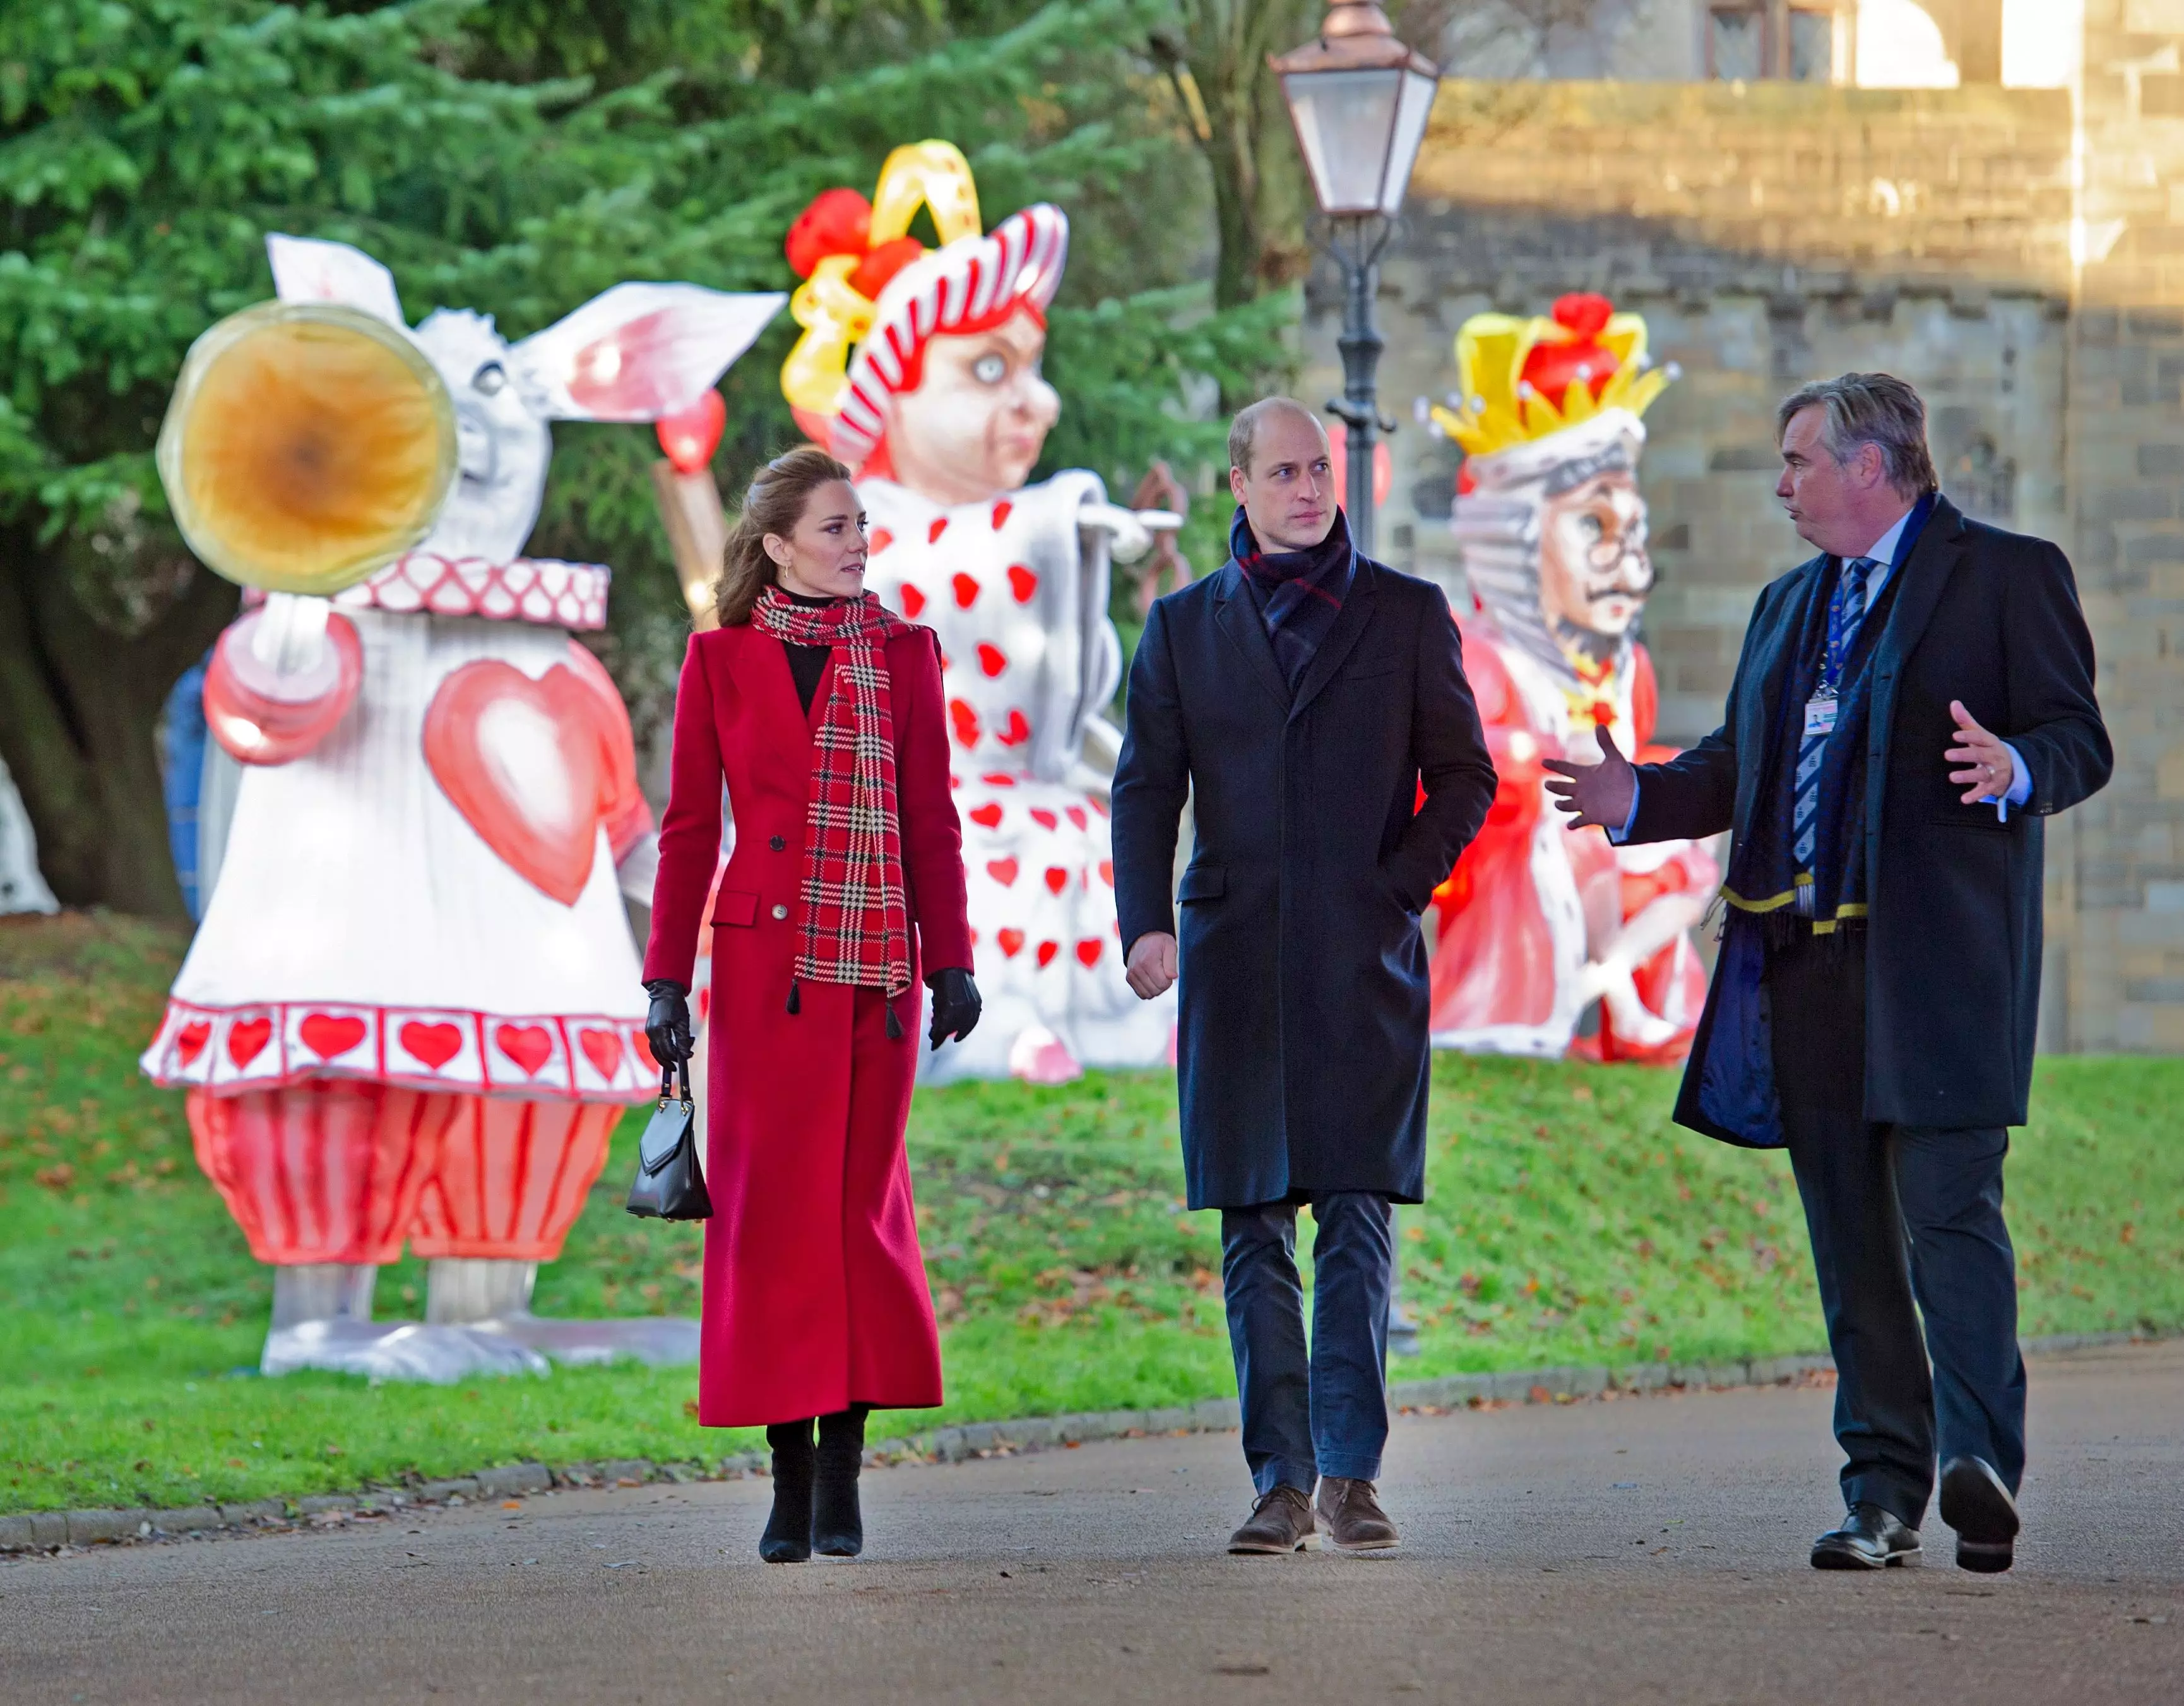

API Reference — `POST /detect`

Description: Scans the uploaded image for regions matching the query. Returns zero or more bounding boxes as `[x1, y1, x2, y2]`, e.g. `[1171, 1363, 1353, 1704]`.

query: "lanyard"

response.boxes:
[1819, 562, 1860, 695]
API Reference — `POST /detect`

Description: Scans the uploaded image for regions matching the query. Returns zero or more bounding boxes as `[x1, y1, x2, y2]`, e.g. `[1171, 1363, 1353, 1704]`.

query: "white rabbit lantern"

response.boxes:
[139, 236, 783, 1378]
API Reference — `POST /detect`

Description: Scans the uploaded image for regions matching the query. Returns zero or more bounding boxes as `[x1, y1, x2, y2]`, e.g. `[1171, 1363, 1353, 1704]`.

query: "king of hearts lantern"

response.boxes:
[1425, 295, 1719, 1063]
[138, 235, 782, 1376]
[778, 141, 1178, 1083]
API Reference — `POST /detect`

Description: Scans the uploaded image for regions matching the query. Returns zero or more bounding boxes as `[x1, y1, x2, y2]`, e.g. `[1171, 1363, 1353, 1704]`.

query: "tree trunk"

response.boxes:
[0, 541, 237, 917]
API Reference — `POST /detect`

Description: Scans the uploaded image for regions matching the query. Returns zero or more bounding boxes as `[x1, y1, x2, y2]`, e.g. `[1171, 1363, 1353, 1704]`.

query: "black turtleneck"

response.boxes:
[781, 590, 836, 714]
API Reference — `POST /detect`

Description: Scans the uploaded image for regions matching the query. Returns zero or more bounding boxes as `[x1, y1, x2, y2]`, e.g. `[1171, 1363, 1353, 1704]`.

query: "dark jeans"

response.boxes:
[1769, 933, 2026, 1527]
[1220, 1192, 1392, 1496]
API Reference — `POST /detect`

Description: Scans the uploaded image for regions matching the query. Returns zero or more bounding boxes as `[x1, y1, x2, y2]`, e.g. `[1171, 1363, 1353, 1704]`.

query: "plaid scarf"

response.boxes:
[751, 586, 918, 1016]
[1230, 506, 1356, 693]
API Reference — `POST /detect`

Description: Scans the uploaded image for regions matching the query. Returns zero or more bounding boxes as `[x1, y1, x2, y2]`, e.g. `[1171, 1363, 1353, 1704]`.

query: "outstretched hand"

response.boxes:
[1543, 726, 1639, 832]
[1945, 700, 2014, 806]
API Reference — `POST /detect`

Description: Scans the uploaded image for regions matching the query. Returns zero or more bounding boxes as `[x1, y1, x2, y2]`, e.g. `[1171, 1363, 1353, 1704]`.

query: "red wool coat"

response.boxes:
[643, 620, 973, 1427]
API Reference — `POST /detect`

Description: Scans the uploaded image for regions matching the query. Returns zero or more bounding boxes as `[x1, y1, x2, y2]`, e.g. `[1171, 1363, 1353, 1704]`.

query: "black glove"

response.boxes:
[925, 967, 981, 1051]
[644, 978, 693, 1070]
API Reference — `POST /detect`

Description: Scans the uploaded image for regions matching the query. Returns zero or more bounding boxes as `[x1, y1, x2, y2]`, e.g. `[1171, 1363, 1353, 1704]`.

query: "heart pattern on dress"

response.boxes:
[424, 660, 610, 907]
[176, 1022, 211, 1066]
[228, 1017, 273, 1069]
[400, 1021, 465, 1070]
[496, 1023, 555, 1077]
[577, 1027, 624, 1081]
[987, 857, 1020, 888]
[300, 1013, 367, 1061]
[997, 928, 1026, 958]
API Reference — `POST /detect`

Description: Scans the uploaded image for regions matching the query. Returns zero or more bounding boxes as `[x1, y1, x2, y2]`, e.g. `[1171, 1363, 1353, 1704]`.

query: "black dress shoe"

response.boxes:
[1811, 1502, 1921, 1570]
[1938, 1455, 2019, 1574]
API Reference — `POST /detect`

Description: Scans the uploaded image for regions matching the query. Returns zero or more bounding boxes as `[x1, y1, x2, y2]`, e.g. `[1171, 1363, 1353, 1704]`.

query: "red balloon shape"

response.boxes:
[655, 390, 726, 474]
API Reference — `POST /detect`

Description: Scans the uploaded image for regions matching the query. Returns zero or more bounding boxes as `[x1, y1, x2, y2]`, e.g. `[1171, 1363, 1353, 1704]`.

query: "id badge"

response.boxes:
[1803, 692, 1838, 738]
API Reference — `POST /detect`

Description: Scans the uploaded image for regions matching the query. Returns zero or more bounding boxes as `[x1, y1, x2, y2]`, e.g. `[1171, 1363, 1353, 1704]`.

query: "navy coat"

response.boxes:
[1112, 551, 1497, 1209]
[1628, 498, 2112, 1145]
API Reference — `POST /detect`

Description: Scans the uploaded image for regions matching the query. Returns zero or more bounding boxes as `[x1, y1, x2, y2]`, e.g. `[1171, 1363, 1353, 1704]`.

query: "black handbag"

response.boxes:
[625, 1060, 712, 1221]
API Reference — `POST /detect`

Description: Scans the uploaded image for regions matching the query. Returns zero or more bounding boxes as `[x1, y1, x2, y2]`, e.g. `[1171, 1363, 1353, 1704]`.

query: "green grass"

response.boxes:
[3, 910, 2178, 1514]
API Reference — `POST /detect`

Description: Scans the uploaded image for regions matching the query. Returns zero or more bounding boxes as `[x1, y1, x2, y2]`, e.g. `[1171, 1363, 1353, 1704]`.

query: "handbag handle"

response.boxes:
[658, 1057, 692, 1104]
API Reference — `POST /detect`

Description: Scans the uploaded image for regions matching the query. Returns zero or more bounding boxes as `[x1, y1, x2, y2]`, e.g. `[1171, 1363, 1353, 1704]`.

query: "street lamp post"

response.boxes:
[1270, 1, 1440, 559]
[1272, 3, 1440, 1356]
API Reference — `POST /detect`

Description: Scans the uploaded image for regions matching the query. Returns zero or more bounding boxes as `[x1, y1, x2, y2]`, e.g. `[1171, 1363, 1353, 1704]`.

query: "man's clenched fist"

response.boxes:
[1125, 931, 1178, 1000]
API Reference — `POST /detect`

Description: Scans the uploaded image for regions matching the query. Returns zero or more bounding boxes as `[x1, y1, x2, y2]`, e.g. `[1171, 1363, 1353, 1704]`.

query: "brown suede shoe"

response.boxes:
[1226, 1484, 1315, 1554]
[1315, 1476, 1399, 1551]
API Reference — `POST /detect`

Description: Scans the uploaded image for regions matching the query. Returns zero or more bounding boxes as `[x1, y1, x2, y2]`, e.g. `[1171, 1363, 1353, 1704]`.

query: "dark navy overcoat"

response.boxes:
[1112, 551, 1497, 1209]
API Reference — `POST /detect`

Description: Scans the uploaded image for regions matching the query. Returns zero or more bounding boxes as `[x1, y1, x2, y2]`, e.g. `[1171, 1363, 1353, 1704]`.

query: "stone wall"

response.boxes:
[1302, 36, 2184, 1051]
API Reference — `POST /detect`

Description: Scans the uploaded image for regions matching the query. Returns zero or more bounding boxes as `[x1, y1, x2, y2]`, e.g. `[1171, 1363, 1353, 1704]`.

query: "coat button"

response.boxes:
[769, 835, 785, 850]
[771, 904, 788, 921]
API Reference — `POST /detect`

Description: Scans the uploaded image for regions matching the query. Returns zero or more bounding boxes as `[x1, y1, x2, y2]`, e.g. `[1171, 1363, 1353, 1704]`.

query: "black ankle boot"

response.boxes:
[760, 1419, 815, 1563]
[814, 1404, 869, 1557]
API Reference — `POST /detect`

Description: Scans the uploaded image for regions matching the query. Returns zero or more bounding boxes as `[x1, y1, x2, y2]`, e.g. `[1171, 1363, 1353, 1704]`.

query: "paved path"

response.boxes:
[6, 1342, 2181, 1705]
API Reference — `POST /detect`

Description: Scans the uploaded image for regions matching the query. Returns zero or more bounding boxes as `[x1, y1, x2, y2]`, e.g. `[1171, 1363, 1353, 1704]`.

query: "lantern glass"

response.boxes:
[1281, 64, 1439, 217]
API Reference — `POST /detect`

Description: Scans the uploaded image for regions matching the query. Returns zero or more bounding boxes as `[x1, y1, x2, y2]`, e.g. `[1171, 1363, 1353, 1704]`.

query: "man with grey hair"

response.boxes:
[1547, 373, 2110, 1575]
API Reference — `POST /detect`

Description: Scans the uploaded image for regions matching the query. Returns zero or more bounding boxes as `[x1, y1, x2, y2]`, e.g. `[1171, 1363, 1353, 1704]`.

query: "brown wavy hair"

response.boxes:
[713, 445, 858, 626]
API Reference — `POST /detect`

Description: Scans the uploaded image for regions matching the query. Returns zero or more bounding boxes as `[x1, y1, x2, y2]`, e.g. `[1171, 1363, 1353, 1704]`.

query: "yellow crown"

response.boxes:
[1428, 294, 1671, 460]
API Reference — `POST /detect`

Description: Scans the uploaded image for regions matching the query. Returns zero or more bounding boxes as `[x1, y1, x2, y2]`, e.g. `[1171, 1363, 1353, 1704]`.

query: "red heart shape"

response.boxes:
[400, 1021, 464, 1071]
[578, 1027, 624, 1081]
[928, 517, 949, 544]
[997, 710, 1031, 748]
[1036, 941, 1060, 969]
[1007, 564, 1037, 603]
[987, 857, 1019, 887]
[1029, 808, 1058, 831]
[871, 528, 895, 554]
[300, 1013, 367, 1061]
[991, 500, 1012, 530]
[496, 1023, 555, 1077]
[969, 802, 1004, 829]
[1076, 938, 1104, 968]
[175, 1021, 211, 1066]
[951, 572, 980, 610]
[1065, 806, 1088, 831]
[901, 583, 925, 617]
[1043, 866, 1069, 895]
[424, 661, 608, 907]
[980, 772, 1016, 787]
[1098, 859, 1115, 886]
[977, 643, 1007, 677]
[997, 928, 1026, 958]
[949, 700, 981, 748]
[227, 1017, 272, 1068]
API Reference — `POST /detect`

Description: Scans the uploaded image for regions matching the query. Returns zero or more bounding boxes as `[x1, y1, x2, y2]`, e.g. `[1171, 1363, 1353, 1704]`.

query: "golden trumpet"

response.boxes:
[157, 301, 457, 596]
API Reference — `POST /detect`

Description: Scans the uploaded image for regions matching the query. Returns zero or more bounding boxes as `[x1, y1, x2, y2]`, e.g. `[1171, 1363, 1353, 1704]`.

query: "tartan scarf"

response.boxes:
[1229, 506, 1356, 693]
[750, 586, 918, 1014]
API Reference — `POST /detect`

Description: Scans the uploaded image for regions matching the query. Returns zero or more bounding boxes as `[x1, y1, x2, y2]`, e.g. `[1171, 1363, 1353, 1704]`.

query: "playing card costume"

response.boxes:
[1425, 295, 1718, 1063]
[139, 235, 781, 1371]
[778, 141, 1175, 1083]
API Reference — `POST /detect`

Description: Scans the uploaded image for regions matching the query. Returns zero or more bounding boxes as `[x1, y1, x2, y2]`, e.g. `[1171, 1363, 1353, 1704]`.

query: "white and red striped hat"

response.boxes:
[828, 203, 1069, 466]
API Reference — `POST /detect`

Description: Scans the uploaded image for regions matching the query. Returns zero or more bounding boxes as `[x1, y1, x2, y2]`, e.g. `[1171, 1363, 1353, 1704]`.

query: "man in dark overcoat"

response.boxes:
[1112, 397, 1496, 1554]
[1550, 373, 2111, 1575]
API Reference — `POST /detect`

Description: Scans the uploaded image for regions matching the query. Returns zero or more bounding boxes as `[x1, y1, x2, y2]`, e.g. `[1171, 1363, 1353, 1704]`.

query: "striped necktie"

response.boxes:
[1791, 558, 1875, 878]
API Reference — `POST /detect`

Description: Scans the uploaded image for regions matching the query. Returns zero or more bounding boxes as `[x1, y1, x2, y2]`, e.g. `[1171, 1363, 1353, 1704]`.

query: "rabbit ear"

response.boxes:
[511, 283, 786, 422]
[264, 234, 407, 327]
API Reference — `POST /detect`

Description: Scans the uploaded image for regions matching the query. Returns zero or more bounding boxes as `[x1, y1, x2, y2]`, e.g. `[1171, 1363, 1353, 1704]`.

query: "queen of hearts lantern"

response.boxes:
[1425, 295, 1718, 1063]
[779, 142, 1176, 1083]
[138, 235, 782, 1376]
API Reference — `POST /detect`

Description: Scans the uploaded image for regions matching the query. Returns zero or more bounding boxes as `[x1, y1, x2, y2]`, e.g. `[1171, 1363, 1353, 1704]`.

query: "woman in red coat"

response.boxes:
[641, 446, 980, 1563]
